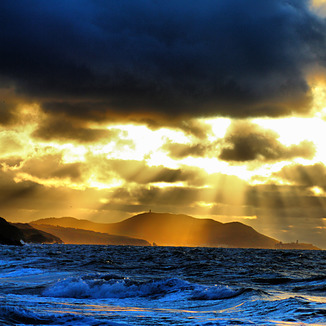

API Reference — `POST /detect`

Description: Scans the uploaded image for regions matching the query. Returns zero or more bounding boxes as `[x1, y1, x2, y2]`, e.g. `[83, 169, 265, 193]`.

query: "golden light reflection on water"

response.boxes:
[45, 300, 247, 319]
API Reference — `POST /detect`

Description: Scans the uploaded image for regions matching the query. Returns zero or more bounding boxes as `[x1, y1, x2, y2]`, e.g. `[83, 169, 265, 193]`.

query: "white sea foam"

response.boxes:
[190, 284, 242, 300]
[43, 275, 240, 301]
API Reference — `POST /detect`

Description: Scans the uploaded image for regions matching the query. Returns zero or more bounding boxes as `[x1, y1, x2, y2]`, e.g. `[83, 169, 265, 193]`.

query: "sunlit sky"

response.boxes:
[2, 0, 326, 248]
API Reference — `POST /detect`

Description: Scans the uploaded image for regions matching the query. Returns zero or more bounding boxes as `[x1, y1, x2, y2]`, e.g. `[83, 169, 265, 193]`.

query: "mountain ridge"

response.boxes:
[32, 212, 280, 249]
[33, 224, 150, 246]
[13, 223, 62, 244]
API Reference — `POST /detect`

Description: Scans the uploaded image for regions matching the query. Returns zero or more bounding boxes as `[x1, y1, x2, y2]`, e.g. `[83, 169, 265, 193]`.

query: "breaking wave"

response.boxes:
[43, 274, 244, 300]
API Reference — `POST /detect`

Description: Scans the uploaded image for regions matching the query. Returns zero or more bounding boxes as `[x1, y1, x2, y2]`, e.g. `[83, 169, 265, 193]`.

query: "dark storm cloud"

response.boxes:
[109, 160, 247, 187]
[0, 163, 108, 216]
[219, 122, 315, 162]
[275, 163, 326, 189]
[87, 158, 201, 185]
[32, 113, 116, 142]
[41, 102, 109, 122]
[1, 0, 325, 119]
[43, 102, 212, 139]
[0, 169, 87, 212]
[0, 102, 18, 126]
[107, 160, 195, 185]
[0, 171, 40, 206]
[19, 154, 82, 182]
[0, 157, 23, 168]
[0, 168, 56, 210]
[162, 140, 217, 159]
[163, 121, 315, 161]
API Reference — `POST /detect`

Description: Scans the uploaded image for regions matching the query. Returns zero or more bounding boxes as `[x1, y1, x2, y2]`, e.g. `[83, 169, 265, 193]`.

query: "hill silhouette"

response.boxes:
[0, 217, 24, 245]
[32, 212, 279, 248]
[13, 223, 62, 244]
[0, 217, 62, 245]
[32, 224, 150, 246]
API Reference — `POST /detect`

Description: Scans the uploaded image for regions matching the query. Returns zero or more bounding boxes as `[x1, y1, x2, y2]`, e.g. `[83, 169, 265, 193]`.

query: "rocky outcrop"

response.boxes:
[0, 217, 24, 245]
[0, 217, 63, 245]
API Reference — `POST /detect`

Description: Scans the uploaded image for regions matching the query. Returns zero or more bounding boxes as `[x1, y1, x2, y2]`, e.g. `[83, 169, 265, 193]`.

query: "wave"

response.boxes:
[256, 274, 326, 293]
[0, 268, 44, 278]
[43, 274, 246, 301]
[0, 306, 47, 326]
[293, 275, 326, 293]
[0, 305, 127, 326]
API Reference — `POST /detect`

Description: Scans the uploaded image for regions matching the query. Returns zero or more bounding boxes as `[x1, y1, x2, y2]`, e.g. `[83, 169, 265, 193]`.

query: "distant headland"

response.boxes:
[0, 212, 321, 250]
[275, 241, 320, 250]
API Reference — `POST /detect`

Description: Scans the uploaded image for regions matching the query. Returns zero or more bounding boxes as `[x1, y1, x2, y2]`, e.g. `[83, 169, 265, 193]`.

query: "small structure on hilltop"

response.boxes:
[275, 241, 320, 250]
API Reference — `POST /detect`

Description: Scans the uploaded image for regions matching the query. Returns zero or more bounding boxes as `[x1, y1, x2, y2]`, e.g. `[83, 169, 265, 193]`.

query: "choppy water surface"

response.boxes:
[0, 245, 325, 325]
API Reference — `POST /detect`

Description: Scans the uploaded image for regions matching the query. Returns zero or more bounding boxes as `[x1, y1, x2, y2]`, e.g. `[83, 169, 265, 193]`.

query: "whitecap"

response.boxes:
[43, 275, 243, 302]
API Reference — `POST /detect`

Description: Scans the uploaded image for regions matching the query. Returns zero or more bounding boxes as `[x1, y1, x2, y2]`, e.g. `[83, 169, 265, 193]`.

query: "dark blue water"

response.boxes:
[0, 245, 325, 325]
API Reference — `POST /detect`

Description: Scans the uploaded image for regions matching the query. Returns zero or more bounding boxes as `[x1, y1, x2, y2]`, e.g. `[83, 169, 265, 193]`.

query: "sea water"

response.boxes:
[0, 245, 325, 325]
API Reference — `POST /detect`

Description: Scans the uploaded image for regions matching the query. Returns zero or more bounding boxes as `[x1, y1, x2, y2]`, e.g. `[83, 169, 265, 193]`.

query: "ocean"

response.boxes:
[0, 245, 325, 325]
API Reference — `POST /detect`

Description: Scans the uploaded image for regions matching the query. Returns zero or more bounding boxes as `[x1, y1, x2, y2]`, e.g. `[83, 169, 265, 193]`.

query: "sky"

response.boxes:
[2, 0, 326, 248]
